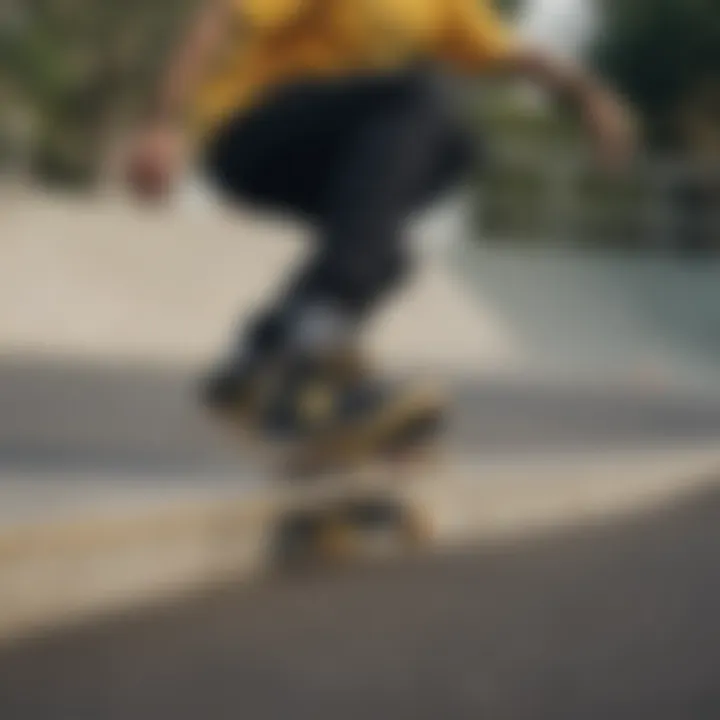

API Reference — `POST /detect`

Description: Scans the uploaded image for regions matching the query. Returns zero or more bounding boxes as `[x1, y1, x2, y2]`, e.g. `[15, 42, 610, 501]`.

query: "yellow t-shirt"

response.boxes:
[194, 0, 516, 136]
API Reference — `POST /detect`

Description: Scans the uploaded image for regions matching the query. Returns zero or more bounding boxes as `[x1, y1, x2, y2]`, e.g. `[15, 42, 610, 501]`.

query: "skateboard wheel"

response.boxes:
[273, 511, 326, 567]
[315, 519, 357, 561]
[401, 506, 433, 546]
[272, 497, 433, 569]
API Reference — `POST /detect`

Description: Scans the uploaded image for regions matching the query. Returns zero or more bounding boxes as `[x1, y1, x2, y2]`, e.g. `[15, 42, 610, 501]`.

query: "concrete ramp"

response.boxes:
[0, 194, 514, 373]
[1, 194, 720, 644]
[455, 245, 720, 394]
[3, 193, 719, 391]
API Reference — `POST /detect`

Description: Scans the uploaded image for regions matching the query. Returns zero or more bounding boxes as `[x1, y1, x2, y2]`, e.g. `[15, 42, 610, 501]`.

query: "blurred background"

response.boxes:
[1, 0, 718, 252]
[1, 2, 720, 719]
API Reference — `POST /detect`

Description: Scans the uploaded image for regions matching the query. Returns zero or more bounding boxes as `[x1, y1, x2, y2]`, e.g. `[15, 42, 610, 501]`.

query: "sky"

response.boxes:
[519, 0, 596, 56]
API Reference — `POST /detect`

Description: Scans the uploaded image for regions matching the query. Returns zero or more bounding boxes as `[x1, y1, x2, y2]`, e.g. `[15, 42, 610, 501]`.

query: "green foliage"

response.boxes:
[4, 0, 197, 184]
[592, 0, 720, 150]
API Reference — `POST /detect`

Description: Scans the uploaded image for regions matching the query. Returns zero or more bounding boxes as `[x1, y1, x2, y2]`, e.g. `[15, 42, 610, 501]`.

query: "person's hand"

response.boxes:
[126, 121, 186, 202]
[582, 90, 638, 172]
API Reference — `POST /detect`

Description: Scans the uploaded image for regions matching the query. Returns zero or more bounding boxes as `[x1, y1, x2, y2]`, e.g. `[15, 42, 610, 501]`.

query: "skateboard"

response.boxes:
[210, 402, 443, 568]
[271, 447, 439, 568]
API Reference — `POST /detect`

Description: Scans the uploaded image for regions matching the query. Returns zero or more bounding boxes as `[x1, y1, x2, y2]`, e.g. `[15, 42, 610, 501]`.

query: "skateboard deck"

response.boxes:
[210, 409, 442, 568]
[270, 450, 439, 568]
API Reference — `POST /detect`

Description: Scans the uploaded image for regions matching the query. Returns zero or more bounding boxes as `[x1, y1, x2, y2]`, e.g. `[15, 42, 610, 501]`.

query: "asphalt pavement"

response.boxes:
[1, 482, 719, 720]
[3, 354, 720, 479]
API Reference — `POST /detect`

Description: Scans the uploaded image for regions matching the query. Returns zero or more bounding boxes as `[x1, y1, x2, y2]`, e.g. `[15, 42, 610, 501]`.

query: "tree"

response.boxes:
[593, 0, 720, 253]
[4, 0, 196, 185]
[592, 0, 720, 155]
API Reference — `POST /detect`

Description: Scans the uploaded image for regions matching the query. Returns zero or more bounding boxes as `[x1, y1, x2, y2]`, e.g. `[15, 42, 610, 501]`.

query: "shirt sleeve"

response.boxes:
[435, 0, 518, 71]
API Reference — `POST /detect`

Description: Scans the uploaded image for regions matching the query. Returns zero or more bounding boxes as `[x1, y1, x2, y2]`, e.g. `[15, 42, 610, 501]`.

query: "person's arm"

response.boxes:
[500, 47, 638, 169]
[127, 0, 234, 199]
[149, 0, 233, 124]
[439, 0, 637, 169]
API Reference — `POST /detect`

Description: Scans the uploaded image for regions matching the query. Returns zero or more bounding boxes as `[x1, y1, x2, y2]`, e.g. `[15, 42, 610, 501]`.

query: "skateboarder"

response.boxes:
[127, 0, 635, 469]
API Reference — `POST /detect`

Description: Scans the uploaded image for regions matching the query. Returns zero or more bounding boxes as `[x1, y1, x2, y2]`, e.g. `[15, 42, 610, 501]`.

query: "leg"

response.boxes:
[306, 71, 467, 316]
[206, 70, 471, 361]
[203, 70, 471, 453]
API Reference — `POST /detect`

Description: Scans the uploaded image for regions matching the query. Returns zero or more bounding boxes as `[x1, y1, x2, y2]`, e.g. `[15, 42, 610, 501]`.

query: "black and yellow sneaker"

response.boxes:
[202, 349, 446, 471]
[201, 357, 277, 428]
[271, 355, 447, 477]
[200, 348, 367, 439]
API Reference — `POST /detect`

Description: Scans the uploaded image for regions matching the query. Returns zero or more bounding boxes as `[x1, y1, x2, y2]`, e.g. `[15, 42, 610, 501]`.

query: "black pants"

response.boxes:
[204, 69, 473, 356]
